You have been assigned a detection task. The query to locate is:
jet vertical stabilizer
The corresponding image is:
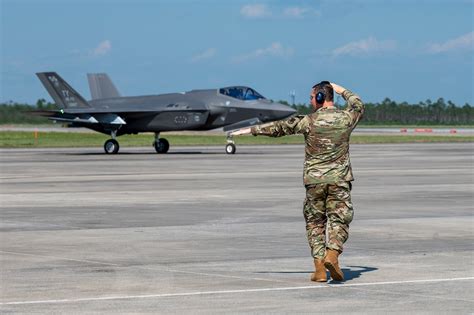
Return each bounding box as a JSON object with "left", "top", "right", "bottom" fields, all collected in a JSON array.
[
  {"left": 36, "top": 72, "right": 91, "bottom": 109},
  {"left": 87, "top": 73, "right": 121, "bottom": 100}
]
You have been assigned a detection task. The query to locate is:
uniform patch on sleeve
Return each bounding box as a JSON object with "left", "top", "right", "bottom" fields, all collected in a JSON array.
[{"left": 286, "top": 115, "right": 304, "bottom": 127}]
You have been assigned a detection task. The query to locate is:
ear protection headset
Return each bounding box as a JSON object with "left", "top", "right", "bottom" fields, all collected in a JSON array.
[{"left": 316, "top": 81, "right": 331, "bottom": 105}]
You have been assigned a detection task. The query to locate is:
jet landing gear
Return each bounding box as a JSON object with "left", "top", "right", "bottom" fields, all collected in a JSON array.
[
  {"left": 104, "top": 131, "right": 119, "bottom": 154},
  {"left": 104, "top": 139, "right": 119, "bottom": 154},
  {"left": 225, "top": 134, "right": 236, "bottom": 154},
  {"left": 153, "top": 133, "right": 169, "bottom": 154}
]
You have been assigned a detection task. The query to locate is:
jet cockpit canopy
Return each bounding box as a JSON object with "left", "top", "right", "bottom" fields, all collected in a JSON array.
[{"left": 219, "top": 86, "right": 265, "bottom": 101}]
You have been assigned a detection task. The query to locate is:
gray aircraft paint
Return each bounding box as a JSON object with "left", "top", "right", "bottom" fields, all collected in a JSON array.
[
  {"left": 87, "top": 73, "right": 121, "bottom": 100},
  {"left": 34, "top": 72, "right": 296, "bottom": 153}
]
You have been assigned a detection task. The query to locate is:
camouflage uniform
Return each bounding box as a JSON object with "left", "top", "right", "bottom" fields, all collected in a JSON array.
[{"left": 251, "top": 89, "right": 364, "bottom": 259}]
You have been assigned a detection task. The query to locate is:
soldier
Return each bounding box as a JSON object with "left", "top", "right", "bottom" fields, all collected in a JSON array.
[{"left": 231, "top": 81, "right": 364, "bottom": 282}]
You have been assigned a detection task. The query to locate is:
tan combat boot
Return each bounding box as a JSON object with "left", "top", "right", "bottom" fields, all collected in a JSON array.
[
  {"left": 310, "top": 259, "right": 327, "bottom": 282},
  {"left": 324, "top": 249, "right": 344, "bottom": 281}
]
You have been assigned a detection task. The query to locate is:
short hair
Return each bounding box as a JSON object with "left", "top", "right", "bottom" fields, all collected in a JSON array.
[{"left": 312, "top": 81, "right": 334, "bottom": 102}]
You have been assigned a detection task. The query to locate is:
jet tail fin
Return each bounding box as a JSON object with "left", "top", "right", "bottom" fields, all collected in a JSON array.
[
  {"left": 87, "top": 73, "right": 121, "bottom": 99},
  {"left": 36, "top": 72, "right": 91, "bottom": 109}
]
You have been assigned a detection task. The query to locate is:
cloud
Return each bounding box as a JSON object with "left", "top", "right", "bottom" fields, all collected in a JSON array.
[
  {"left": 91, "top": 40, "right": 112, "bottom": 57},
  {"left": 240, "top": 4, "right": 320, "bottom": 19},
  {"left": 240, "top": 4, "right": 271, "bottom": 18},
  {"left": 283, "top": 6, "right": 320, "bottom": 18},
  {"left": 233, "top": 42, "right": 294, "bottom": 63},
  {"left": 332, "top": 37, "right": 397, "bottom": 57},
  {"left": 427, "top": 31, "right": 474, "bottom": 54},
  {"left": 190, "top": 48, "right": 217, "bottom": 63}
]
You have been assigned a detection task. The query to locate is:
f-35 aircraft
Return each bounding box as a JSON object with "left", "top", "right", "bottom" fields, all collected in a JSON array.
[{"left": 35, "top": 72, "right": 296, "bottom": 154}]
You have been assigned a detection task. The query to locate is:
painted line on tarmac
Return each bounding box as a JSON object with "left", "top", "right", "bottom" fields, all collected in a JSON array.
[{"left": 1, "top": 277, "right": 473, "bottom": 306}]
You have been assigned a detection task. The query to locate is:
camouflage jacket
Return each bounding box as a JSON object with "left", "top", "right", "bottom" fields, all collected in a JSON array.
[{"left": 251, "top": 89, "right": 364, "bottom": 185}]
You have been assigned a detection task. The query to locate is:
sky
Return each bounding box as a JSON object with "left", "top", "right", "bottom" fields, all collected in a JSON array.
[{"left": 1, "top": 0, "right": 473, "bottom": 106}]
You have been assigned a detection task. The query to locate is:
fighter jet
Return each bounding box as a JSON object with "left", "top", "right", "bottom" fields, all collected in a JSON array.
[{"left": 34, "top": 72, "right": 296, "bottom": 154}]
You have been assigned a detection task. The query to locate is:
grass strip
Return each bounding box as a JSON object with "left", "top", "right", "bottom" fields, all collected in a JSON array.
[{"left": 0, "top": 131, "right": 473, "bottom": 148}]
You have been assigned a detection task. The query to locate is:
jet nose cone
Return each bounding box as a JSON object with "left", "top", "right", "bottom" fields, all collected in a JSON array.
[
  {"left": 275, "top": 102, "right": 297, "bottom": 119},
  {"left": 288, "top": 106, "right": 297, "bottom": 114}
]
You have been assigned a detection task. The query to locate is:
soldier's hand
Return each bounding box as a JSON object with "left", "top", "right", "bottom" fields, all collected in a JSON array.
[
  {"left": 330, "top": 82, "right": 346, "bottom": 95},
  {"left": 230, "top": 128, "right": 252, "bottom": 136}
]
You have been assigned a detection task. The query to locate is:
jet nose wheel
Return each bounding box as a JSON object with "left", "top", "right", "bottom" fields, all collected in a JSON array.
[
  {"left": 104, "top": 139, "right": 119, "bottom": 154},
  {"left": 154, "top": 138, "right": 170, "bottom": 153},
  {"left": 225, "top": 143, "right": 236, "bottom": 154}
]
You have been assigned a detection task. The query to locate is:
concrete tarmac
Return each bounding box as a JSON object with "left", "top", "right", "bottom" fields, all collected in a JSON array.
[{"left": 0, "top": 143, "right": 473, "bottom": 313}]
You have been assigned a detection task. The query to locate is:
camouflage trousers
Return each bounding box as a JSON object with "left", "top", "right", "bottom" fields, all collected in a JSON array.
[{"left": 303, "top": 182, "right": 354, "bottom": 259}]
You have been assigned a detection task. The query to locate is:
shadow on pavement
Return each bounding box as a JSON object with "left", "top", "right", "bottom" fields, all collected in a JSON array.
[
  {"left": 340, "top": 266, "right": 378, "bottom": 281},
  {"left": 255, "top": 265, "right": 377, "bottom": 282},
  {"left": 62, "top": 151, "right": 263, "bottom": 156},
  {"left": 64, "top": 151, "right": 205, "bottom": 156}
]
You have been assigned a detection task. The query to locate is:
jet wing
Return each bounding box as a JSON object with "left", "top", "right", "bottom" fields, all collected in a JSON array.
[
  {"left": 28, "top": 110, "right": 123, "bottom": 125},
  {"left": 47, "top": 116, "right": 100, "bottom": 124},
  {"left": 28, "top": 107, "right": 210, "bottom": 127}
]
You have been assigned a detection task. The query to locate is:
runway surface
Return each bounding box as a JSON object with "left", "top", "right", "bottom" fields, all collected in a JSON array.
[{"left": 1, "top": 143, "right": 473, "bottom": 313}]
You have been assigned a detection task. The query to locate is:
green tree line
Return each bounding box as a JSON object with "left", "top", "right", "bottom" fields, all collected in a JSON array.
[
  {"left": 282, "top": 97, "right": 473, "bottom": 125},
  {"left": 0, "top": 99, "right": 57, "bottom": 124},
  {"left": 0, "top": 98, "right": 472, "bottom": 125}
]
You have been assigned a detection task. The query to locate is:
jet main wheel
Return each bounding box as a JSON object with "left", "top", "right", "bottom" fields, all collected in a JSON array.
[
  {"left": 104, "top": 139, "right": 119, "bottom": 154},
  {"left": 154, "top": 138, "right": 170, "bottom": 153},
  {"left": 225, "top": 143, "right": 236, "bottom": 154}
]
